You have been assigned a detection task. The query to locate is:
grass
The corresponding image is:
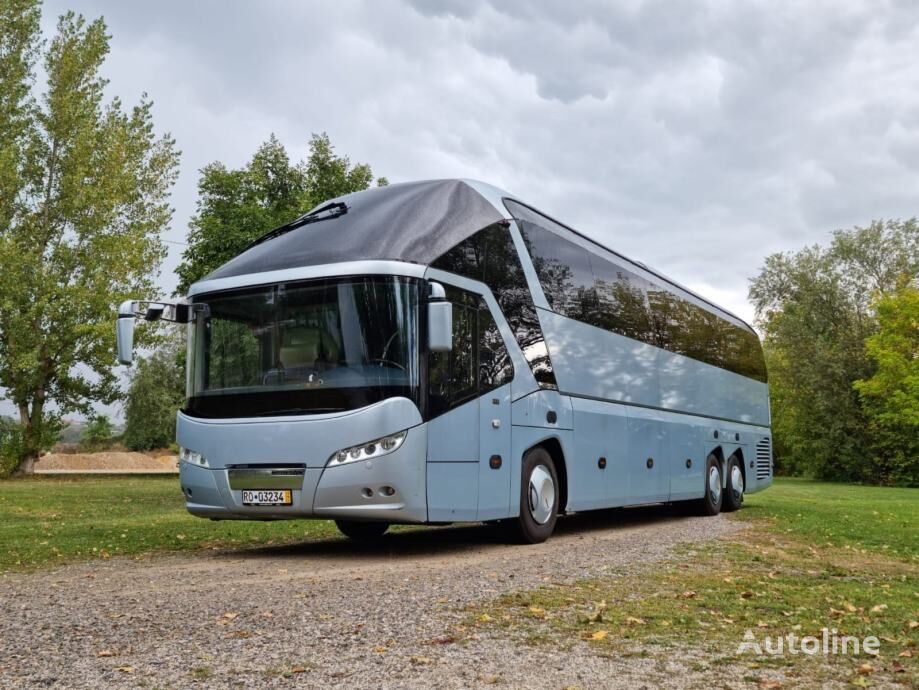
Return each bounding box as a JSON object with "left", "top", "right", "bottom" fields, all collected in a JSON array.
[
  {"left": 469, "top": 479, "right": 919, "bottom": 686},
  {"left": 0, "top": 475, "right": 339, "bottom": 572},
  {"left": 739, "top": 478, "right": 918, "bottom": 563}
]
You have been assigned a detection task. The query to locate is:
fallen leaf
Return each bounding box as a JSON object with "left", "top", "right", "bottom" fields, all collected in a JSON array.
[
  {"left": 898, "top": 650, "right": 913, "bottom": 658},
  {"left": 844, "top": 603, "right": 858, "bottom": 613},
  {"left": 870, "top": 604, "right": 888, "bottom": 613},
  {"left": 856, "top": 663, "right": 874, "bottom": 675},
  {"left": 624, "top": 616, "right": 646, "bottom": 625},
  {"left": 96, "top": 650, "right": 115, "bottom": 658},
  {"left": 758, "top": 680, "right": 782, "bottom": 689},
  {"left": 114, "top": 666, "right": 134, "bottom": 674},
  {"left": 477, "top": 614, "right": 493, "bottom": 623},
  {"left": 586, "top": 630, "right": 608, "bottom": 641},
  {"left": 909, "top": 621, "right": 919, "bottom": 629},
  {"left": 740, "top": 591, "right": 754, "bottom": 599},
  {"left": 528, "top": 606, "right": 546, "bottom": 619},
  {"left": 430, "top": 635, "right": 456, "bottom": 645},
  {"left": 216, "top": 612, "right": 239, "bottom": 626},
  {"left": 680, "top": 590, "right": 697, "bottom": 599},
  {"left": 410, "top": 656, "right": 433, "bottom": 665},
  {"left": 226, "top": 630, "right": 253, "bottom": 639},
  {"left": 374, "top": 646, "right": 388, "bottom": 653},
  {"left": 291, "top": 666, "right": 308, "bottom": 674}
]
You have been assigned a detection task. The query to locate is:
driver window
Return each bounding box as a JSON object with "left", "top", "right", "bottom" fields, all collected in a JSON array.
[{"left": 428, "top": 287, "right": 513, "bottom": 417}]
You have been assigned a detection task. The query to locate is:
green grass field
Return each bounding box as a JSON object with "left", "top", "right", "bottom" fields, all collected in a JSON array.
[
  {"left": 0, "top": 475, "right": 339, "bottom": 571},
  {"left": 741, "top": 478, "right": 918, "bottom": 562}
]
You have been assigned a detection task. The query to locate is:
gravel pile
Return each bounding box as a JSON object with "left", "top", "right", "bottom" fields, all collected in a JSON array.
[{"left": 0, "top": 508, "right": 746, "bottom": 689}]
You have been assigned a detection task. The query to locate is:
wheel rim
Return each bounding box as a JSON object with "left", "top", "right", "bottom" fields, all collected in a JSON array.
[
  {"left": 708, "top": 465, "right": 721, "bottom": 503},
  {"left": 528, "top": 465, "right": 555, "bottom": 524},
  {"left": 730, "top": 465, "right": 744, "bottom": 496}
]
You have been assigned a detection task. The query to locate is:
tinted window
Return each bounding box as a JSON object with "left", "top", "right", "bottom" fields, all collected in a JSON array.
[
  {"left": 479, "top": 305, "right": 514, "bottom": 391},
  {"left": 506, "top": 200, "right": 767, "bottom": 383},
  {"left": 432, "top": 223, "right": 556, "bottom": 389},
  {"left": 588, "top": 254, "right": 655, "bottom": 342},
  {"left": 427, "top": 287, "right": 514, "bottom": 417},
  {"left": 518, "top": 221, "right": 594, "bottom": 318}
]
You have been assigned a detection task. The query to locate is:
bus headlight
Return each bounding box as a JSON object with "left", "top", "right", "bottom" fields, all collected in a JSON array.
[
  {"left": 179, "top": 447, "right": 209, "bottom": 468},
  {"left": 329, "top": 431, "right": 407, "bottom": 466}
]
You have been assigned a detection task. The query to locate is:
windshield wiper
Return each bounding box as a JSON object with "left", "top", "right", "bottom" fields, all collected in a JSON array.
[
  {"left": 246, "top": 202, "right": 348, "bottom": 249},
  {"left": 256, "top": 407, "right": 345, "bottom": 417}
]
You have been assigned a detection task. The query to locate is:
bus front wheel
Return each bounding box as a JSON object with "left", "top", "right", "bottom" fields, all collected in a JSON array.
[
  {"left": 335, "top": 520, "right": 389, "bottom": 541},
  {"left": 509, "top": 447, "right": 559, "bottom": 544}
]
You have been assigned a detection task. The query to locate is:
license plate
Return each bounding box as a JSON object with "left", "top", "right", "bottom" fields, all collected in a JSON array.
[{"left": 241, "top": 489, "right": 292, "bottom": 506}]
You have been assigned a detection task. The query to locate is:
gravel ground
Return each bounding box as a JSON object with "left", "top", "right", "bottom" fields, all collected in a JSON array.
[{"left": 0, "top": 507, "right": 748, "bottom": 689}]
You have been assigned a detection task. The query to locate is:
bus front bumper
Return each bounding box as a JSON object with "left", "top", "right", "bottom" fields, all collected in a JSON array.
[{"left": 177, "top": 424, "right": 428, "bottom": 523}]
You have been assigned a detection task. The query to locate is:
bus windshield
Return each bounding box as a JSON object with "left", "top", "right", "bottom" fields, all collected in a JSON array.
[{"left": 185, "top": 276, "right": 420, "bottom": 418}]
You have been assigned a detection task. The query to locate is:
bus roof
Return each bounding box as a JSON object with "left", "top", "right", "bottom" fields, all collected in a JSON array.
[{"left": 200, "top": 178, "right": 754, "bottom": 333}]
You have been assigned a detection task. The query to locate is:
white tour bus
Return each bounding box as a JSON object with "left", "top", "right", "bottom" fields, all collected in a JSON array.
[{"left": 117, "top": 179, "right": 772, "bottom": 543}]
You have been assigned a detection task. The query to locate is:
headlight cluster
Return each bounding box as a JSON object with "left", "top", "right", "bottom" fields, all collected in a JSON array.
[
  {"left": 329, "top": 431, "right": 407, "bottom": 466},
  {"left": 179, "top": 447, "right": 209, "bottom": 468}
]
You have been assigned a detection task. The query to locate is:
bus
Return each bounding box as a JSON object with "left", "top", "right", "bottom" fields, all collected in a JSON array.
[{"left": 116, "top": 179, "right": 772, "bottom": 544}]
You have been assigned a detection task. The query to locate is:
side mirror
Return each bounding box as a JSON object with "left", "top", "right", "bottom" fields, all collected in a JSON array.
[
  {"left": 427, "top": 282, "right": 453, "bottom": 352},
  {"left": 117, "top": 300, "right": 136, "bottom": 365}
]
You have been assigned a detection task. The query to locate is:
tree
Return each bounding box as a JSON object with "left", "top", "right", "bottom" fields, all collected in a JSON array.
[
  {"left": 175, "top": 133, "right": 387, "bottom": 293},
  {"left": 749, "top": 219, "right": 919, "bottom": 482},
  {"left": 0, "top": 4, "right": 179, "bottom": 474},
  {"left": 854, "top": 282, "right": 919, "bottom": 486},
  {"left": 122, "top": 338, "right": 185, "bottom": 451},
  {"left": 81, "top": 414, "right": 114, "bottom": 451}
]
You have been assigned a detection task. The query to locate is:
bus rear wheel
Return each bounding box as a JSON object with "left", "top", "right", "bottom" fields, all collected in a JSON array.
[
  {"left": 335, "top": 520, "right": 389, "bottom": 541},
  {"left": 721, "top": 455, "right": 744, "bottom": 512},
  {"left": 694, "top": 454, "right": 723, "bottom": 516},
  {"left": 509, "top": 447, "right": 559, "bottom": 544}
]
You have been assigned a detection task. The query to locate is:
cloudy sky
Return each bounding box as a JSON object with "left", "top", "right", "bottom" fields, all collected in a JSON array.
[
  {"left": 41, "top": 0, "right": 919, "bottom": 320},
  {"left": 23, "top": 0, "right": 918, "bottom": 423}
]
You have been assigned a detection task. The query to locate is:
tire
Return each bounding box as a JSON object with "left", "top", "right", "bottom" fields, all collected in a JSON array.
[
  {"left": 508, "top": 447, "right": 560, "bottom": 544},
  {"left": 335, "top": 520, "right": 389, "bottom": 541},
  {"left": 722, "top": 455, "right": 745, "bottom": 512},
  {"left": 694, "top": 454, "right": 723, "bottom": 516}
]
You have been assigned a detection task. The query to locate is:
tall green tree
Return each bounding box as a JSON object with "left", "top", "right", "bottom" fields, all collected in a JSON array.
[
  {"left": 0, "top": 3, "right": 179, "bottom": 474},
  {"left": 749, "top": 219, "right": 919, "bottom": 483},
  {"left": 176, "top": 133, "right": 386, "bottom": 293},
  {"left": 123, "top": 338, "right": 184, "bottom": 451},
  {"left": 854, "top": 282, "right": 919, "bottom": 486}
]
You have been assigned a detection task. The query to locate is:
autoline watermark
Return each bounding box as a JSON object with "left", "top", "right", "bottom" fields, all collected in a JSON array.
[{"left": 737, "top": 628, "right": 880, "bottom": 656}]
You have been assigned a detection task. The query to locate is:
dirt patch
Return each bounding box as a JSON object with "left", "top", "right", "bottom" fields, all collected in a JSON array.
[
  {"left": 0, "top": 509, "right": 753, "bottom": 689},
  {"left": 34, "top": 451, "right": 178, "bottom": 474}
]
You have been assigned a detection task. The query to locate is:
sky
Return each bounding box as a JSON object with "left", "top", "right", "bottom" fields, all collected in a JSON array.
[{"left": 24, "top": 0, "right": 919, "bottom": 420}]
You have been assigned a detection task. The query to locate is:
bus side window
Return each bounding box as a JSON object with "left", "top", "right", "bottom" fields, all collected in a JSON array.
[
  {"left": 428, "top": 291, "right": 477, "bottom": 416},
  {"left": 428, "top": 288, "right": 514, "bottom": 417},
  {"left": 478, "top": 304, "right": 513, "bottom": 391}
]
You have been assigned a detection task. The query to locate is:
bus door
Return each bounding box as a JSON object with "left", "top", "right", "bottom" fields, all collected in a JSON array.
[{"left": 425, "top": 285, "right": 514, "bottom": 522}]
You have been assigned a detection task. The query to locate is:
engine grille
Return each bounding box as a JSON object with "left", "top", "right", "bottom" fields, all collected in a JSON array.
[{"left": 755, "top": 437, "right": 772, "bottom": 480}]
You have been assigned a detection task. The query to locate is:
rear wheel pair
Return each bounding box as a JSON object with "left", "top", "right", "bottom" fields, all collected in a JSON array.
[{"left": 696, "top": 454, "right": 744, "bottom": 515}]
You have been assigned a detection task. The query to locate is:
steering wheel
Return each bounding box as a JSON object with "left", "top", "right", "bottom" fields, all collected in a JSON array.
[{"left": 370, "top": 358, "right": 406, "bottom": 371}]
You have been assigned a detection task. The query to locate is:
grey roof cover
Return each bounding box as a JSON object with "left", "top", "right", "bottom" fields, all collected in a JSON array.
[{"left": 204, "top": 179, "right": 505, "bottom": 280}]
